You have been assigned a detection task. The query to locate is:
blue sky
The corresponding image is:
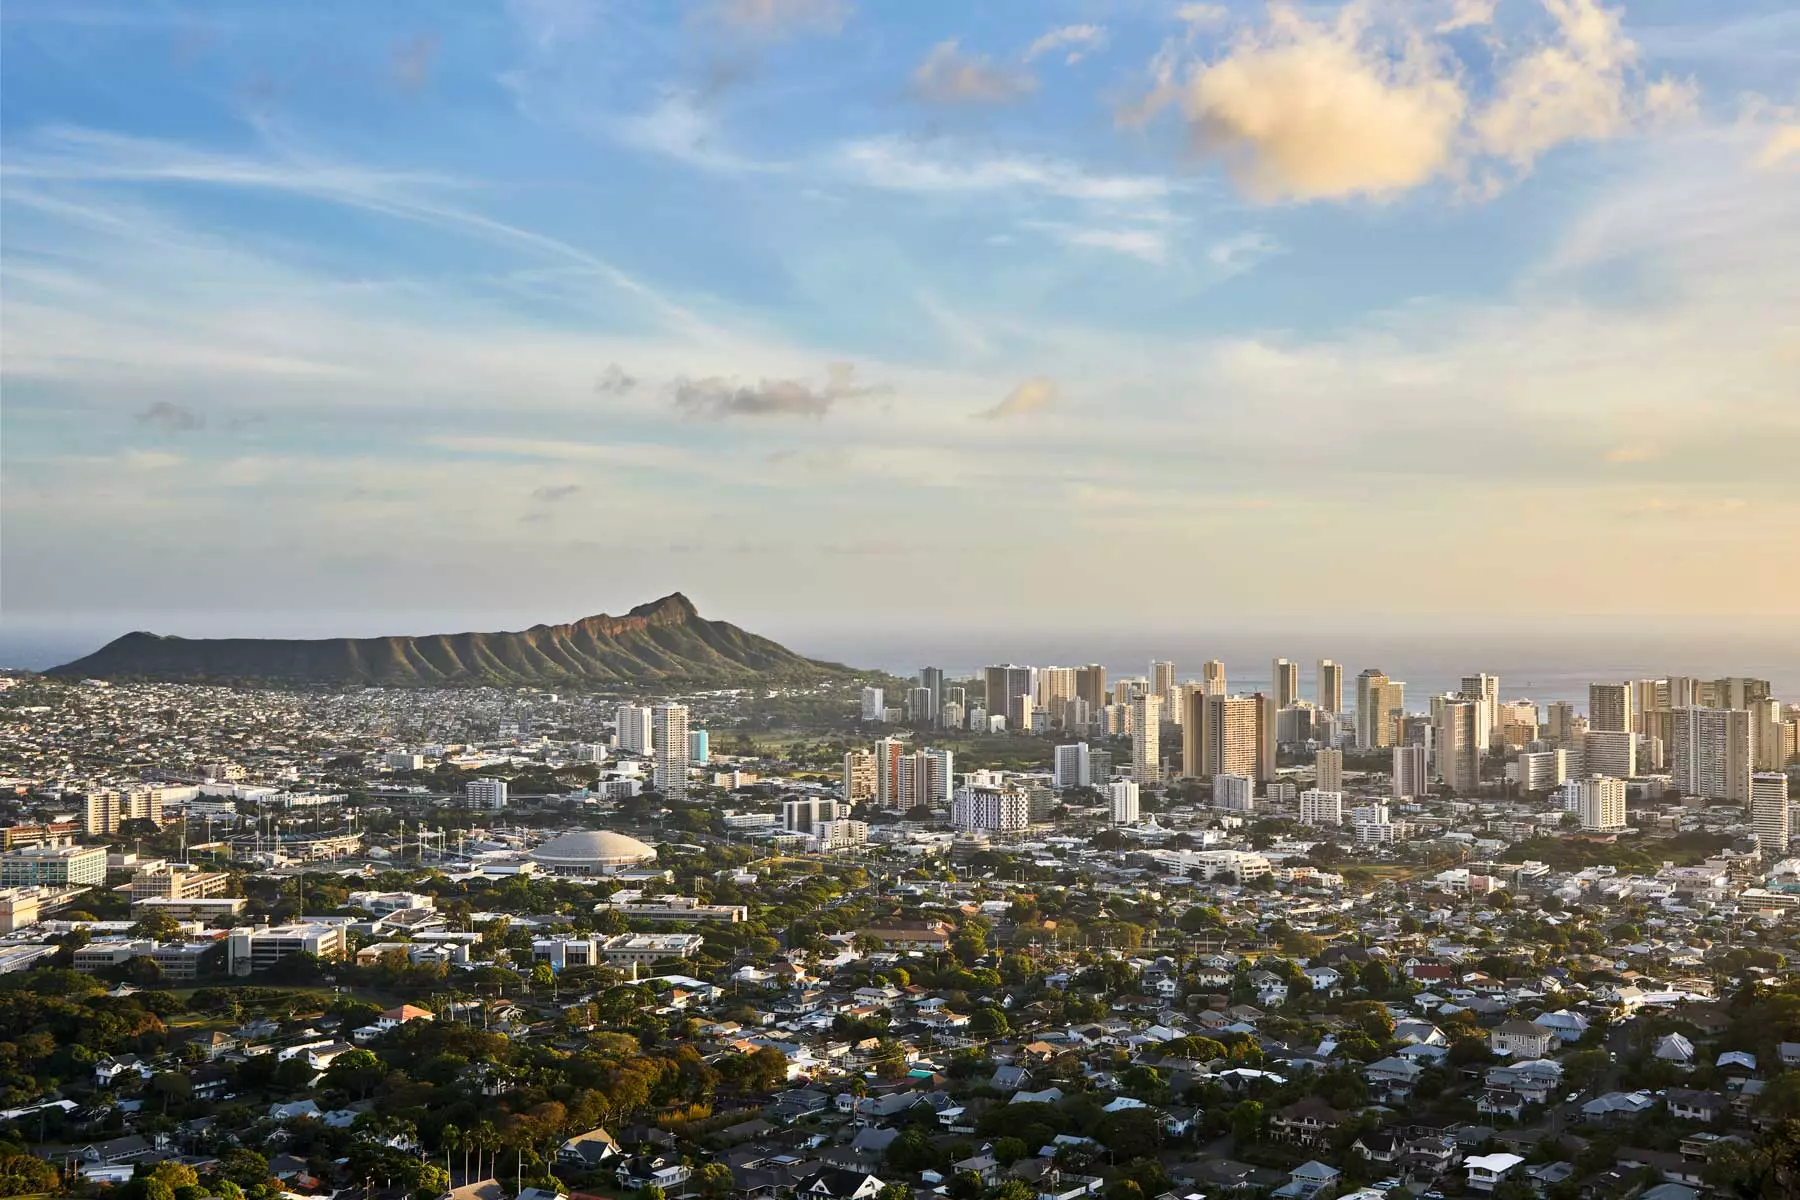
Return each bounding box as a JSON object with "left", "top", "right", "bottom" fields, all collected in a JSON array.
[{"left": 3, "top": 0, "right": 1798, "bottom": 654}]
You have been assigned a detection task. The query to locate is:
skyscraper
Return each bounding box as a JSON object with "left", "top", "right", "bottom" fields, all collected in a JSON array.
[
  {"left": 1317, "top": 660, "right": 1343, "bottom": 713},
  {"left": 1752, "top": 697, "right": 1787, "bottom": 771},
  {"left": 984, "top": 665, "right": 1034, "bottom": 731},
  {"left": 1151, "top": 661, "right": 1178, "bottom": 712},
  {"left": 1753, "top": 773, "right": 1789, "bottom": 855},
  {"left": 1546, "top": 701, "right": 1578, "bottom": 746},
  {"left": 651, "top": 704, "right": 690, "bottom": 801},
  {"left": 861, "top": 686, "right": 886, "bottom": 722},
  {"left": 1589, "top": 683, "right": 1632, "bottom": 733},
  {"left": 1392, "top": 744, "right": 1429, "bottom": 799},
  {"left": 1575, "top": 775, "right": 1626, "bottom": 831},
  {"left": 1356, "top": 669, "right": 1404, "bottom": 750},
  {"left": 1075, "top": 665, "right": 1108, "bottom": 712},
  {"left": 907, "top": 687, "right": 935, "bottom": 723},
  {"left": 1434, "top": 698, "right": 1481, "bottom": 793},
  {"left": 1109, "top": 781, "right": 1140, "bottom": 825},
  {"left": 615, "top": 704, "right": 654, "bottom": 754},
  {"left": 1191, "top": 693, "right": 1273, "bottom": 782},
  {"left": 1459, "top": 673, "right": 1501, "bottom": 750},
  {"left": 919, "top": 666, "right": 946, "bottom": 727},
  {"left": 1273, "top": 659, "right": 1300, "bottom": 710},
  {"left": 842, "top": 751, "right": 876, "bottom": 802},
  {"left": 1583, "top": 729, "right": 1638, "bottom": 779},
  {"left": 875, "top": 736, "right": 908, "bottom": 809},
  {"left": 1130, "top": 693, "right": 1162, "bottom": 785},
  {"left": 1054, "top": 742, "right": 1091, "bottom": 789},
  {"left": 1038, "top": 666, "right": 1078, "bottom": 708},
  {"left": 1202, "top": 660, "right": 1226, "bottom": 696},
  {"left": 1672, "top": 707, "right": 1753, "bottom": 801},
  {"left": 1315, "top": 746, "right": 1344, "bottom": 793}
]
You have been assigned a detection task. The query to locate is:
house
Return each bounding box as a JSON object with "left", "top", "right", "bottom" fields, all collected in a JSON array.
[
  {"left": 800, "top": 1169, "right": 886, "bottom": 1200},
  {"left": 1273, "top": 1097, "right": 1347, "bottom": 1148},
  {"left": 1582, "top": 1091, "right": 1658, "bottom": 1121},
  {"left": 1485, "top": 1059, "right": 1563, "bottom": 1104},
  {"left": 617, "top": 1154, "right": 691, "bottom": 1192},
  {"left": 558, "top": 1127, "right": 622, "bottom": 1168},
  {"left": 1464, "top": 1152, "right": 1524, "bottom": 1193},
  {"left": 1393, "top": 1019, "right": 1447, "bottom": 1046},
  {"left": 1489, "top": 1020, "right": 1555, "bottom": 1059},
  {"left": 1350, "top": 1132, "right": 1398, "bottom": 1165},
  {"left": 188, "top": 1031, "right": 240, "bottom": 1061},
  {"left": 1665, "top": 1089, "right": 1726, "bottom": 1123},
  {"left": 1655, "top": 1033, "right": 1697, "bottom": 1066},
  {"left": 1779, "top": 1042, "right": 1800, "bottom": 1069},
  {"left": 1716, "top": 1050, "right": 1757, "bottom": 1074},
  {"left": 1532, "top": 1009, "right": 1589, "bottom": 1044},
  {"left": 268, "top": 1099, "right": 322, "bottom": 1122},
  {"left": 93, "top": 1055, "right": 152, "bottom": 1087},
  {"left": 1303, "top": 966, "right": 1342, "bottom": 994},
  {"left": 1363, "top": 1056, "right": 1423, "bottom": 1103},
  {"left": 1476, "top": 1090, "right": 1528, "bottom": 1121},
  {"left": 1276, "top": 1161, "right": 1340, "bottom": 1199},
  {"left": 991, "top": 1065, "right": 1032, "bottom": 1091}
]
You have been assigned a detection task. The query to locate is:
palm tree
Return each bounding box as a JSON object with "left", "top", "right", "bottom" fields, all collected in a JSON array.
[{"left": 442, "top": 1123, "right": 460, "bottom": 1187}]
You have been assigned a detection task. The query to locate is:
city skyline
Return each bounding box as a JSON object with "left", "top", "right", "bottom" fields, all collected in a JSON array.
[{"left": 4, "top": 0, "right": 1800, "bottom": 638}]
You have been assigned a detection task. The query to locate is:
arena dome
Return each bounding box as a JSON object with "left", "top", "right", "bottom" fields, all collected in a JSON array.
[{"left": 528, "top": 829, "right": 658, "bottom": 876}]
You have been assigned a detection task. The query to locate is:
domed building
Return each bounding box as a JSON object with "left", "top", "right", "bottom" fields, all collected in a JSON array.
[{"left": 528, "top": 829, "right": 659, "bottom": 876}]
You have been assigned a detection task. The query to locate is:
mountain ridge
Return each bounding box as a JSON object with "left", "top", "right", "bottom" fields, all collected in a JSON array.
[{"left": 46, "top": 593, "right": 863, "bottom": 688}]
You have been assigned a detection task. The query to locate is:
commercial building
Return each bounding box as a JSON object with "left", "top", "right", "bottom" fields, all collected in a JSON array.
[
  {"left": 652, "top": 704, "right": 690, "bottom": 800},
  {"left": 783, "top": 797, "right": 850, "bottom": 834},
  {"left": 687, "top": 730, "right": 709, "bottom": 766},
  {"left": 1314, "top": 747, "right": 1343, "bottom": 793},
  {"left": 465, "top": 778, "right": 508, "bottom": 811},
  {"left": 533, "top": 933, "right": 704, "bottom": 971},
  {"left": 1299, "top": 789, "right": 1343, "bottom": 826},
  {"left": 128, "top": 866, "right": 231, "bottom": 902},
  {"left": 1574, "top": 776, "right": 1627, "bottom": 831},
  {"left": 1672, "top": 707, "right": 1753, "bottom": 801},
  {"left": 1109, "top": 781, "right": 1140, "bottom": 825},
  {"left": 1, "top": 844, "right": 107, "bottom": 888},
  {"left": 227, "top": 923, "right": 349, "bottom": 976},
  {"left": 131, "top": 896, "right": 249, "bottom": 922},
  {"left": 1272, "top": 658, "right": 1300, "bottom": 710}
]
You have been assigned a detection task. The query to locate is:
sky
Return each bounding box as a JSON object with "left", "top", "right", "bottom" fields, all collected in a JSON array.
[{"left": 2, "top": 0, "right": 1798, "bottom": 665}]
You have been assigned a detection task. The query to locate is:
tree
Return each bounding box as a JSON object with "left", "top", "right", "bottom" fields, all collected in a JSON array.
[
  {"left": 1095, "top": 1108, "right": 1163, "bottom": 1160},
  {"left": 970, "top": 1007, "right": 1011, "bottom": 1037},
  {"left": 1230, "top": 1100, "right": 1266, "bottom": 1145},
  {"left": 695, "top": 1164, "right": 735, "bottom": 1199},
  {"left": 990, "top": 1182, "right": 1036, "bottom": 1200},
  {"left": 131, "top": 910, "right": 184, "bottom": 941},
  {"left": 992, "top": 1138, "right": 1028, "bottom": 1167}
]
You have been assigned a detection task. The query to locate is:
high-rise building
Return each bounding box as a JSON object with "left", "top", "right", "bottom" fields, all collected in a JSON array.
[
  {"left": 1715, "top": 677, "right": 1773, "bottom": 711},
  {"left": 842, "top": 751, "right": 876, "bottom": 802},
  {"left": 1054, "top": 743, "right": 1091, "bottom": 789},
  {"left": 905, "top": 687, "right": 933, "bottom": 723},
  {"left": 951, "top": 786, "right": 1029, "bottom": 832},
  {"left": 687, "top": 730, "right": 710, "bottom": 766},
  {"left": 1753, "top": 773, "right": 1789, "bottom": 855},
  {"left": 1151, "top": 661, "right": 1178, "bottom": 711},
  {"left": 466, "top": 778, "right": 508, "bottom": 810},
  {"left": 1515, "top": 748, "right": 1568, "bottom": 792},
  {"left": 1202, "top": 660, "right": 1227, "bottom": 696},
  {"left": 874, "top": 737, "right": 908, "bottom": 809},
  {"left": 919, "top": 667, "right": 946, "bottom": 727},
  {"left": 1130, "top": 693, "right": 1162, "bottom": 785},
  {"left": 1392, "top": 744, "right": 1429, "bottom": 799},
  {"left": 1273, "top": 659, "right": 1300, "bottom": 710},
  {"left": 984, "top": 665, "right": 1035, "bottom": 732},
  {"left": 1583, "top": 729, "right": 1638, "bottom": 779},
  {"left": 1633, "top": 680, "right": 1669, "bottom": 734},
  {"left": 1435, "top": 698, "right": 1482, "bottom": 793},
  {"left": 616, "top": 704, "right": 654, "bottom": 754},
  {"left": 84, "top": 789, "right": 122, "bottom": 836},
  {"left": 1214, "top": 774, "right": 1254, "bottom": 811},
  {"left": 861, "top": 687, "right": 886, "bottom": 722},
  {"left": 1315, "top": 747, "right": 1344, "bottom": 793},
  {"left": 1546, "top": 701, "right": 1577, "bottom": 747},
  {"left": 1356, "top": 670, "right": 1405, "bottom": 750},
  {"left": 1317, "top": 660, "right": 1343, "bottom": 713},
  {"left": 1189, "top": 693, "right": 1272, "bottom": 782},
  {"left": 1075, "top": 665, "right": 1108, "bottom": 712},
  {"left": 1299, "top": 789, "right": 1343, "bottom": 826},
  {"left": 1576, "top": 776, "right": 1627, "bottom": 831},
  {"left": 1038, "top": 666, "right": 1078, "bottom": 708},
  {"left": 1089, "top": 748, "right": 1113, "bottom": 785},
  {"left": 783, "top": 796, "right": 850, "bottom": 834},
  {"left": 1459, "top": 674, "right": 1501, "bottom": 750},
  {"left": 1752, "top": 697, "right": 1788, "bottom": 771},
  {"left": 1496, "top": 700, "right": 1539, "bottom": 749},
  {"left": 1672, "top": 707, "right": 1753, "bottom": 801},
  {"left": 898, "top": 748, "right": 954, "bottom": 810},
  {"left": 1109, "top": 781, "right": 1140, "bottom": 825},
  {"left": 651, "top": 704, "right": 690, "bottom": 800},
  {"left": 1589, "top": 683, "right": 1632, "bottom": 733}
]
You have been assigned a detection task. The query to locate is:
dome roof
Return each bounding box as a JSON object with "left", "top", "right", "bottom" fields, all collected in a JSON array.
[{"left": 529, "top": 829, "right": 657, "bottom": 864}]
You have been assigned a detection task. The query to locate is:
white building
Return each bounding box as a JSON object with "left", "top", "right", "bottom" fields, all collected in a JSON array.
[
  {"left": 1299, "top": 789, "right": 1343, "bottom": 827},
  {"left": 816, "top": 819, "right": 869, "bottom": 849},
  {"left": 783, "top": 796, "right": 849, "bottom": 834},
  {"left": 1131, "top": 694, "right": 1161, "bottom": 785},
  {"left": 1392, "top": 744, "right": 1429, "bottom": 799},
  {"left": 1351, "top": 801, "right": 1395, "bottom": 843},
  {"left": 1109, "top": 781, "right": 1140, "bottom": 825},
  {"left": 465, "top": 778, "right": 508, "bottom": 811},
  {"left": 1753, "top": 773, "right": 1790, "bottom": 853},
  {"left": 1214, "top": 773, "right": 1254, "bottom": 812},
  {"left": 1672, "top": 706, "right": 1753, "bottom": 801},
  {"left": 952, "top": 786, "right": 1029, "bottom": 833},
  {"left": 616, "top": 705, "right": 653, "bottom": 755},
  {"left": 1575, "top": 776, "right": 1627, "bottom": 831},
  {"left": 1514, "top": 748, "right": 1567, "bottom": 792},
  {"left": 861, "top": 687, "right": 886, "bottom": 721},
  {"left": 1583, "top": 729, "right": 1638, "bottom": 780},
  {"left": 651, "top": 704, "right": 690, "bottom": 801},
  {"left": 1054, "top": 742, "right": 1091, "bottom": 789}
]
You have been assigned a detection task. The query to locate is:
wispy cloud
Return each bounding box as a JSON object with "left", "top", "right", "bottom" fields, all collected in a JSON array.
[
  {"left": 837, "top": 136, "right": 1170, "bottom": 203},
  {"left": 1024, "top": 24, "right": 1106, "bottom": 65},
  {"left": 976, "top": 377, "right": 1057, "bottom": 419},
  {"left": 1023, "top": 221, "right": 1168, "bottom": 264},
  {"left": 671, "top": 362, "right": 890, "bottom": 419},
  {"left": 912, "top": 40, "right": 1036, "bottom": 105},
  {"left": 531, "top": 483, "right": 583, "bottom": 502},
  {"left": 135, "top": 401, "right": 205, "bottom": 433}
]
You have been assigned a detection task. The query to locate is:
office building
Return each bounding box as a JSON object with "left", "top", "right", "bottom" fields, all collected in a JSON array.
[
  {"left": 1315, "top": 747, "right": 1344, "bottom": 793},
  {"left": 465, "top": 777, "right": 508, "bottom": 811},
  {"left": 1299, "top": 789, "right": 1343, "bottom": 826},
  {"left": 1, "top": 844, "right": 108, "bottom": 888},
  {"left": 1460, "top": 674, "right": 1501, "bottom": 749},
  {"left": 1435, "top": 698, "right": 1481, "bottom": 793},
  {"left": 1356, "top": 669, "right": 1405, "bottom": 750},
  {"left": 984, "top": 665, "right": 1035, "bottom": 732},
  {"left": 1496, "top": 700, "right": 1539, "bottom": 749},
  {"left": 1202, "top": 660, "right": 1227, "bottom": 695},
  {"left": 783, "top": 796, "right": 850, "bottom": 834},
  {"left": 1214, "top": 774, "right": 1254, "bottom": 812},
  {"left": 1545, "top": 701, "right": 1577, "bottom": 746},
  {"left": 1109, "top": 781, "right": 1140, "bottom": 825},
  {"left": 951, "top": 786, "right": 1029, "bottom": 833},
  {"left": 1054, "top": 742, "right": 1091, "bottom": 789},
  {"left": 651, "top": 704, "right": 690, "bottom": 800},
  {"left": 1753, "top": 697, "right": 1788, "bottom": 771},
  {"left": 227, "top": 923, "right": 348, "bottom": 976},
  {"left": 1515, "top": 748, "right": 1568, "bottom": 792},
  {"left": 1753, "top": 773, "right": 1790, "bottom": 854},
  {"left": 1672, "top": 707, "right": 1753, "bottom": 802},
  {"left": 1273, "top": 658, "right": 1300, "bottom": 709},
  {"left": 1089, "top": 748, "right": 1113, "bottom": 787},
  {"left": 918, "top": 667, "right": 946, "bottom": 726},
  {"left": 1583, "top": 729, "right": 1637, "bottom": 779},
  {"left": 1392, "top": 744, "right": 1430, "bottom": 799},
  {"left": 686, "top": 730, "right": 709, "bottom": 766},
  {"left": 1575, "top": 776, "right": 1627, "bottom": 831},
  {"left": 861, "top": 687, "right": 886, "bottom": 722},
  {"left": 1188, "top": 692, "right": 1273, "bottom": 782},
  {"left": 1351, "top": 802, "right": 1396, "bottom": 843},
  {"left": 1589, "top": 683, "right": 1632, "bottom": 733},
  {"left": 1037, "top": 666, "right": 1078, "bottom": 709},
  {"left": 874, "top": 737, "right": 908, "bottom": 808},
  {"left": 1131, "top": 693, "right": 1162, "bottom": 785},
  {"left": 1317, "top": 660, "right": 1343, "bottom": 713},
  {"left": 616, "top": 704, "right": 654, "bottom": 754},
  {"left": 1075, "top": 665, "right": 1108, "bottom": 712},
  {"left": 842, "top": 750, "right": 876, "bottom": 802}
]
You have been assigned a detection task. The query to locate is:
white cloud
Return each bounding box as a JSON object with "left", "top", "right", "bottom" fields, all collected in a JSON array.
[
  {"left": 837, "top": 136, "right": 1171, "bottom": 203},
  {"left": 1024, "top": 24, "right": 1107, "bottom": 65},
  {"left": 1437, "top": 0, "right": 1496, "bottom": 33},
  {"left": 612, "top": 90, "right": 778, "bottom": 173},
  {"left": 1757, "top": 124, "right": 1800, "bottom": 168},
  {"left": 1023, "top": 220, "right": 1168, "bottom": 264},
  {"left": 977, "top": 377, "right": 1057, "bottom": 419},
  {"left": 912, "top": 40, "right": 1036, "bottom": 105}
]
